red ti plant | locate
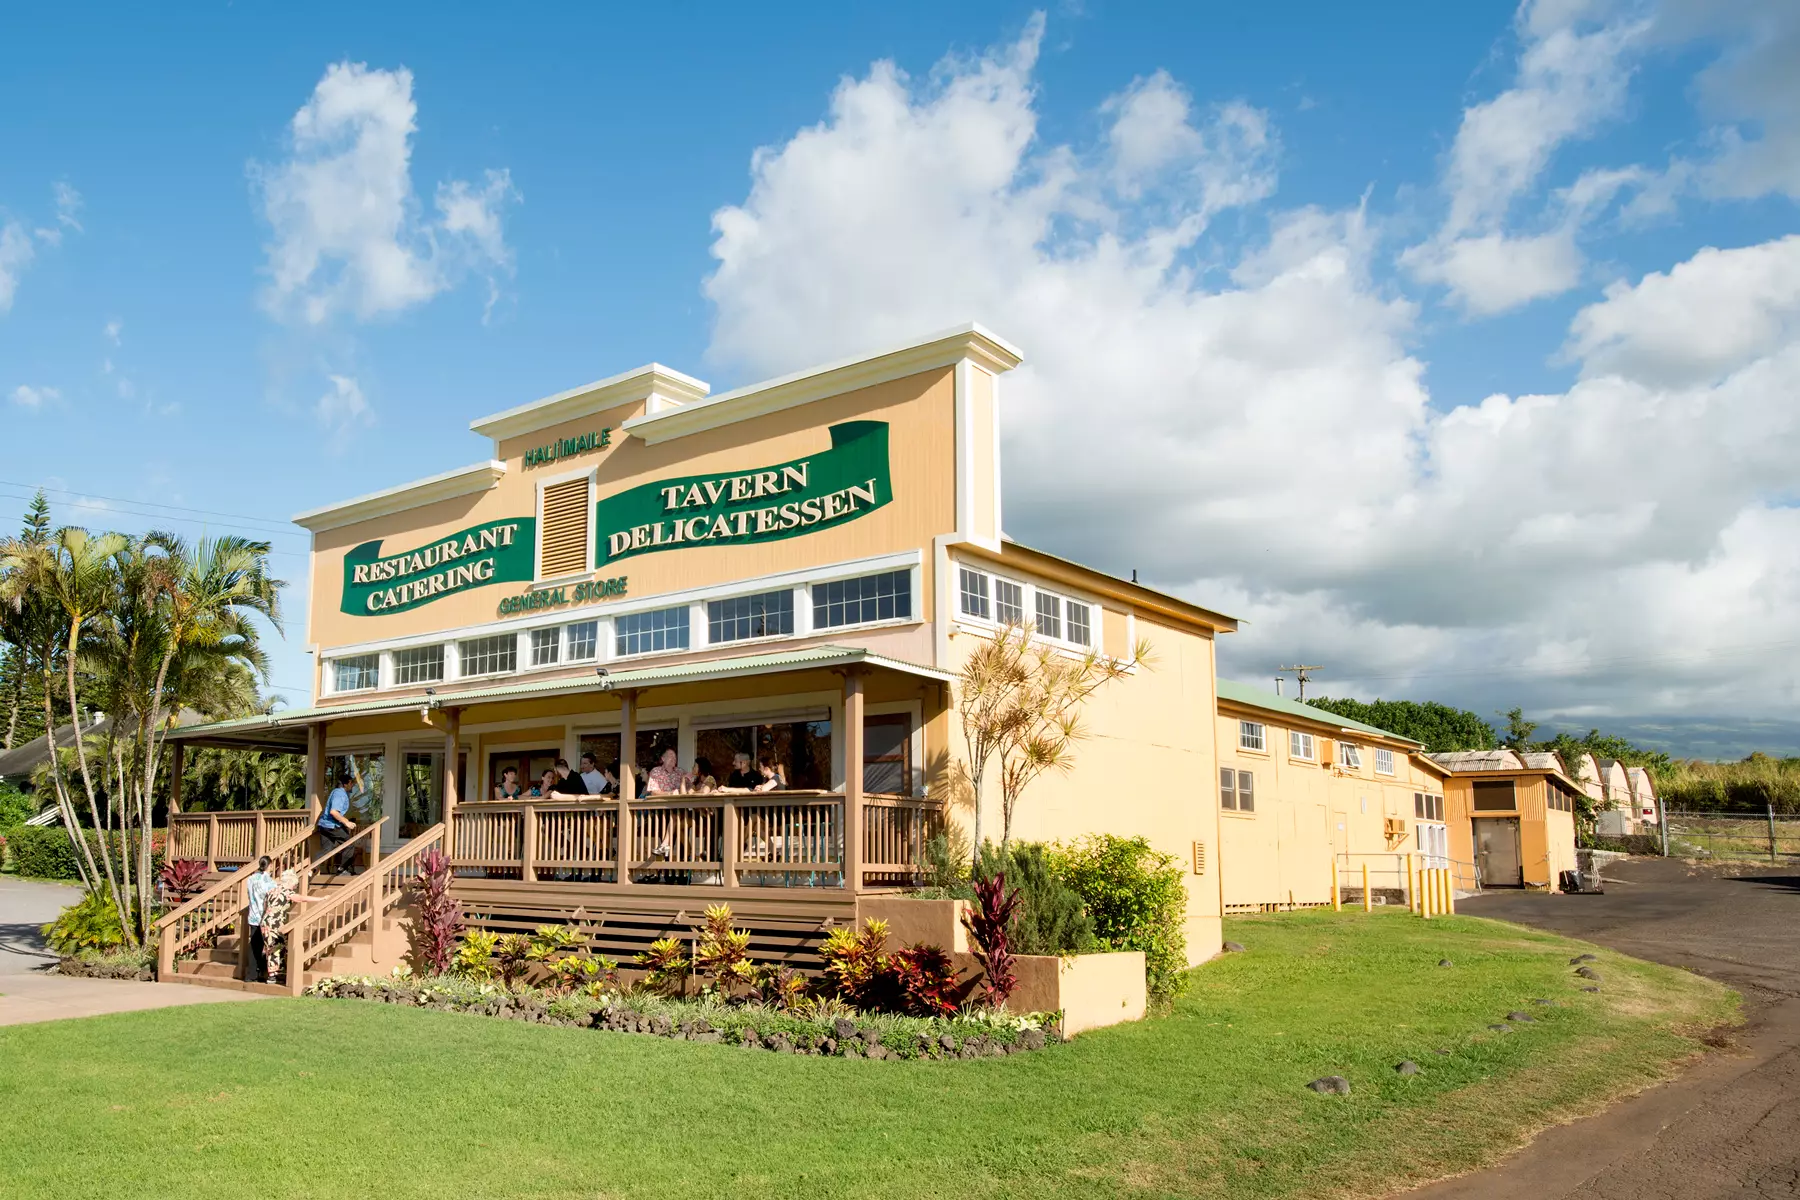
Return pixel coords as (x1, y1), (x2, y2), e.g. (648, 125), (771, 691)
(410, 847), (464, 975)
(889, 944), (961, 1017)
(159, 858), (209, 900)
(962, 871), (1021, 1007)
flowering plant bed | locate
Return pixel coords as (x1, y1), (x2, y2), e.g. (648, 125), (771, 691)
(306, 973), (1060, 1059)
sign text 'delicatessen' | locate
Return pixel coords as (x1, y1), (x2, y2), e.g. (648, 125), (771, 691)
(595, 421), (892, 563)
(340, 519), (536, 615)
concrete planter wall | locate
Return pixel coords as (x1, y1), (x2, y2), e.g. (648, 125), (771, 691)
(858, 895), (1147, 1036)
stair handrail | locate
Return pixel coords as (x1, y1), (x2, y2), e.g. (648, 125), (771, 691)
(300, 817), (388, 884)
(155, 819), (317, 978)
(284, 823), (444, 996)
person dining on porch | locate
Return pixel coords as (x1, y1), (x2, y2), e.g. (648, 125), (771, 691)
(578, 753), (614, 796)
(752, 758), (785, 793)
(685, 757), (717, 794)
(645, 748), (685, 795)
(724, 752), (759, 791)
(551, 758), (587, 797)
(530, 767), (559, 798)
(493, 766), (522, 802)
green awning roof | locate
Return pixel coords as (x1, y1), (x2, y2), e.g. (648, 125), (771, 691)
(1215, 678), (1424, 748)
(167, 645), (952, 749)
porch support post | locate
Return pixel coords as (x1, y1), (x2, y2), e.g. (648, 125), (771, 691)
(616, 689), (638, 888)
(842, 670), (866, 894)
(168, 742), (184, 815)
(306, 723), (325, 824)
(442, 707), (461, 856)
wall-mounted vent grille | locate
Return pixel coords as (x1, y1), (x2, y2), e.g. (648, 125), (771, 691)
(540, 477), (590, 579)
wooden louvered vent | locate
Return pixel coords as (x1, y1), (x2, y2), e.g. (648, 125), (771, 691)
(539, 477), (590, 578)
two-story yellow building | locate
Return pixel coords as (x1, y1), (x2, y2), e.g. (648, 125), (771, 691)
(1214, 681), (1452, 908)
(162, 325), (1238, 989)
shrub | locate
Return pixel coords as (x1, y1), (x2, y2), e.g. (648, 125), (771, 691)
(452, 929), (500, 981)
(976, 840), (1097, 955)
(0, 783), (39, 830)
(43, 890), (131, 955)
(6, 825), (166, 881)
(821, 918), (964, 1017)
(636, 936), (691, 997)
(692, 904), (758, 998)
(917, 828), (972, 890)
(410, 847), (464, 975)
(1054, 834), (1189, 1003)
(494, 933), (536, 988)
(962, 872), (1020, 1006)
(159, 858), (209, 899)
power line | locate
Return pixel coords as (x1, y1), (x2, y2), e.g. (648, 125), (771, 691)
(0, 478), (300, 533)
(0, 488), (311, 549)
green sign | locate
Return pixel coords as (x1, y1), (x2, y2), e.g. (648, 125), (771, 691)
(524, 428), (610, 468)
(341, 519), (535, 615)
(498, 576), (628, 616)
(596, 421), (892, 564)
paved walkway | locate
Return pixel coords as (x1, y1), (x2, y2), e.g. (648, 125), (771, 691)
(0, 875), (266, 1026)
(1405, 857), (1800, 1199)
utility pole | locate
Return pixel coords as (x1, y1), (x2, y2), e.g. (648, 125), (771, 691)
(1278, 664), (1323, 702)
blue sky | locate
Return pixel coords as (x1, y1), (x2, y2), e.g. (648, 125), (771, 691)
(3, 3), (1797, 754)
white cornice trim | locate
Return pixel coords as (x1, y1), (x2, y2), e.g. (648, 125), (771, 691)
(292, 461), (508, 533)
(469, 363), (712, 443)
(624, 322), (1024, 445)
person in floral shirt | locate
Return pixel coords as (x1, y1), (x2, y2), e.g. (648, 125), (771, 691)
(260, 868), (319, 984)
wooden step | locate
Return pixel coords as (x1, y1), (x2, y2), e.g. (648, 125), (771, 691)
(176, 959), (241, 979)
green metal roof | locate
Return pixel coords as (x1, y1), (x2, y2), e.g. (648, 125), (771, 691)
(1215, 678), (1423, 748)
(167, 645), (952, 748)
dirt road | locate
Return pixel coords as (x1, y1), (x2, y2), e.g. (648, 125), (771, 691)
(1407, 856), (1800, 1198)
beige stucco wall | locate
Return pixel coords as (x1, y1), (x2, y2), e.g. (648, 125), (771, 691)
(1443, 772), (1578, 893)
(940, 612), (1225, 965)
(1214, 700), (1446, 909)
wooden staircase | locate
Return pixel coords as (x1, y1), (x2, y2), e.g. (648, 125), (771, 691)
(156, 819), (442, 995)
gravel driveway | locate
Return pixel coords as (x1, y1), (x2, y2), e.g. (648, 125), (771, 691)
(1406, 856), (1800, 1199)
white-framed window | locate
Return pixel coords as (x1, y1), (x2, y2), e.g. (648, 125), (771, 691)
(392, 645), (443, 686)
(1220, 769), (1253, 812)
(1290, 730), (1316, 761)
(616, 605), (689, 657)
(813, 569), (911, 630)
(566, 620), (599, 662)
(1417, 821), (1448, 870)
(1034, 591), (1062, 640)
(1375, 748), (1395, 776)
(1065, 599), (1092, 647)
(1413, 792), (1444, 821)
(1337, 742), (1362, 770)
(994, 578), (1024, 626)
(332, 654), (379, 693)
(958, 567), (990, 619)
(530, 626), (560, 667)
(458, 635), (516, 677)
(709, 589), (795, 644)
(1239, 720), (1266, 752)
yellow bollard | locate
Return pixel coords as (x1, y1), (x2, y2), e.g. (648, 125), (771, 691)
(1445, 869), (1456, 915)
(1331, 858), (1341, 912)
(1423, 866), (1434, 918)
(1409, 854), (1420, 914)
(1361, 862), (1371, 912)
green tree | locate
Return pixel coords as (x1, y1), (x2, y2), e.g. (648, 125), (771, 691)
(1, 492), (55, 751)
(1497, 707), (1538, 750)
(1305, 697), (1497, 752)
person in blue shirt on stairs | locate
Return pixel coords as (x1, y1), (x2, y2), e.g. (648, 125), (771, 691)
(317, 771), (361, 875)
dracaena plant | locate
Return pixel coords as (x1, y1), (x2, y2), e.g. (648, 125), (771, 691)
(409, 847), (464, 975)
(158, 858), (209, 899)
(962, 871), (1021, 1007)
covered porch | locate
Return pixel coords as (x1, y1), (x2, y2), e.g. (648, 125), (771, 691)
(158, 647), (953, 988)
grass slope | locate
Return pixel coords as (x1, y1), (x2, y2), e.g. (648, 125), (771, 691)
(0, 911), (1736, 1200)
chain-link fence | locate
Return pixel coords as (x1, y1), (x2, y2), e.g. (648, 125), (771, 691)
(1664, 810), (1800, 864)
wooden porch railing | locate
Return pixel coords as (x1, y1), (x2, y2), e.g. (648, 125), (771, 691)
(285, 823), (444, 995)
(154, 819), (316, 979)
(169, 809), (310, 870)
(450, 793), (942, 889)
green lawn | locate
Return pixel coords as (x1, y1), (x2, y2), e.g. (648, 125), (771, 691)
(0, 911), (1736, 1200)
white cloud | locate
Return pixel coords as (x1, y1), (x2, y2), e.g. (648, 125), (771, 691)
(1401, 230), (1584, 316)
(10, 384), (60, 409)
(316, 374), (373, 440)
(1654, 0), (1800, 201)
(254, 62), (519, 325)
(702, 21), (1800, 730)
(104, 319), (121, 345)
(1565, 235), (1800, 385)
(1403, 1), (1650, 314)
